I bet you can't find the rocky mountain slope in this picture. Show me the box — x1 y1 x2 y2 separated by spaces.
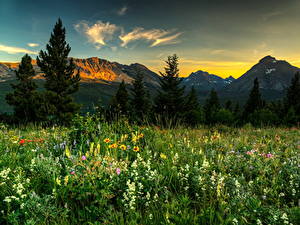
0 55 298 113
221 56 299 101
182 70 235 91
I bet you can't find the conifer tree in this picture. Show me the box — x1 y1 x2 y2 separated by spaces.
285 72 300 116
37 18 81 124
225 100 233 112
130 72 151 123
6 54 41 123
243 78 263 120
154 54 185 122
183 87 202 126
203 89 220 124
110 80 129 116
185 87 199 112
234 102 240 116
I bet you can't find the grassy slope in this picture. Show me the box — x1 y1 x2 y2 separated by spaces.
0 121 299 224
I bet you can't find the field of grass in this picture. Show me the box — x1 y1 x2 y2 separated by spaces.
0 117 299 224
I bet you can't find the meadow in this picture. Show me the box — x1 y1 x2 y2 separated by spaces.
0 116 299 225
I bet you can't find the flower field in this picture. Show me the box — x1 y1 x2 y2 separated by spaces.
0 118 299 224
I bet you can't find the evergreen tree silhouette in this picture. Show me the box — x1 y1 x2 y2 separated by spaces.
110 80 129 117
6 54 42 123
184 87 201 126
37 18 81 125
203 89 220 124
285 72 300 114
130 72 151 123
154 54 185 124
243 78 263 120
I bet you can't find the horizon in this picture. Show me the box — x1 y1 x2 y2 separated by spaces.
1 0 300 78
0 54 297 79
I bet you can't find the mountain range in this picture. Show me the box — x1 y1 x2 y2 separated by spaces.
0 55 298 113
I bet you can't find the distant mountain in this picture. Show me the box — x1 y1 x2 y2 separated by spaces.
0 57 161 112
0 55 298 113
222 55 299 101
182 70 235 91
0 57 161 84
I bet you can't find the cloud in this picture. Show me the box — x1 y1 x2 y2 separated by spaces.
0 44 38 55
210 49 226 55
117 6 128 16
119 27 182 47
27 43 39 47
262 11 284 21
74 21 119 48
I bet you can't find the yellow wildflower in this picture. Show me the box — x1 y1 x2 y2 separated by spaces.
56 177 61 186
104 138 111 143
160 153 167 159
109 143 118 149
120 145 127 151
64 176 69 185
65 146 71 158
138 133 144 139
133 146 140 152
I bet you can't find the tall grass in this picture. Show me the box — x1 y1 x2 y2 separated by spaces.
0 118 299 224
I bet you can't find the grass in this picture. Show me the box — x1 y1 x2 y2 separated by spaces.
0 117 299 224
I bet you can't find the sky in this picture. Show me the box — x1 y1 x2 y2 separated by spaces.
1 0 300 78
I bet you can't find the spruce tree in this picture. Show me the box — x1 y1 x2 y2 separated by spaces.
110 80 129 116
130 72 151 123
225 100 233 112
154 54 185 123
285 72 300 116
243 78 263 120
203 89 220 124
37 18 81 125
6 54 41 123
184 87 201 126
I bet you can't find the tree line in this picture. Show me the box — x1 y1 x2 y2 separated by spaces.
1 19 299 127
101 54 300 127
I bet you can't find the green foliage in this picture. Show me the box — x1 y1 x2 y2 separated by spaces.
183 87 203 126
215 108 235 125
284 72 300 122
130 73 151 123
37 18 81 125
154 54 185 124
248 109 279 126
243 78 264 120
203 89 220 124
0 123 299 224
109 80 129 118
5 54 43 123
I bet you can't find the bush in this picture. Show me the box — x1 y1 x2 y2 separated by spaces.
249 109 279 126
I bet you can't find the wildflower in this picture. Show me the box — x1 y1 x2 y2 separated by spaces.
81 155 87 160
109 143 118 149
65 146 71 158
56 177 61 185
120 145 127 151
116 168 121 175
138 133 144 138
266 153 274 158
127 145 131 150
19 139 26 145
64 176 69 185
160 153 167 159
246 151 253 155
104 138 110 143
70 170 75 175
133 146 140 152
